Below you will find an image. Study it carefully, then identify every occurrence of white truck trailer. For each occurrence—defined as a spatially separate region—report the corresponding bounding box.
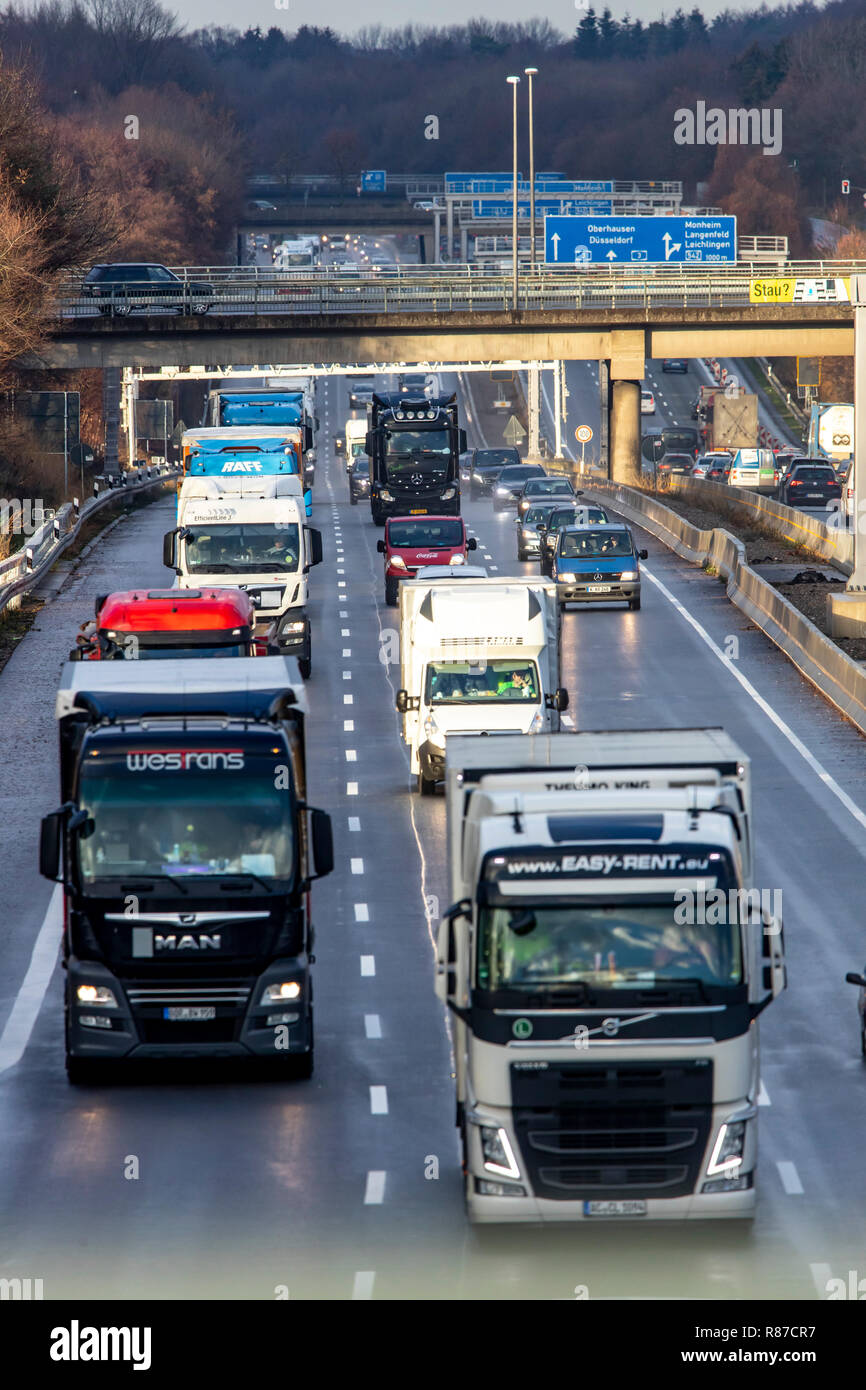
[395,578,568,794]
[437,729,786,1223]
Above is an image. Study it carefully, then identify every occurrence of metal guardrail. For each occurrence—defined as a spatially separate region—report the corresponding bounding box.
[0,464,178,617]
[55,261,866,322]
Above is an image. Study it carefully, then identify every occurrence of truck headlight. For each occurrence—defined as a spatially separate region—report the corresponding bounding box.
[441,487,456,500]
[76,984,118,1007]
[556,571,571,582]
[280,619,306,634]
[380,489,393,502]
[480,1126,521,1179]
[262,981,302,1002]
[619,570,637,581]
[706,1120,746,1176]
[390,555,408,571]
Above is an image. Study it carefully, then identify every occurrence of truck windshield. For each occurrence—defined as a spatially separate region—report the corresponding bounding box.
[385,428,450,469]
[77,752,294,882]
[184,523,300,573]
[388,519,463,548]
[113,638,248,659]
[477,902,743,992]
[426,660,540,703]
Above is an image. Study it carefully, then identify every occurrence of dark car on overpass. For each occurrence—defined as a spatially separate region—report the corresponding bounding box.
[82,263,215,316]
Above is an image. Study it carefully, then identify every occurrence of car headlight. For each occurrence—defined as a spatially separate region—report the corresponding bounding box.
[619,570,637,581]
[76,984,118,1008]
[480,1125,521,1179]
[496,485,509,495]
[262,981,302,1002]
[706,1120,746,1176]
[521,528,536,539]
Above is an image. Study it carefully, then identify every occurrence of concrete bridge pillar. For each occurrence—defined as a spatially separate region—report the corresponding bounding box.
[609,381,641,485]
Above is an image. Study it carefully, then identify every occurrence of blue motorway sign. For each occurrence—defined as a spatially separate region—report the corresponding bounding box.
[361,170,386,193]
[544,215,737,264]
[474,198,613,219]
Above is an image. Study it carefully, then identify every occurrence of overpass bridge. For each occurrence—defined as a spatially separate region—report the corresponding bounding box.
[31,260,864,482]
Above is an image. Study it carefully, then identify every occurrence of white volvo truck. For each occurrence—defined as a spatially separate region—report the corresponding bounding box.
[395,578,569,795]
[164,474,322,678]
[437,730,786,1223]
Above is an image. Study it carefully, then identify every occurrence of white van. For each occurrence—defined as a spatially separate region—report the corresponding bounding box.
[728,448,776,493]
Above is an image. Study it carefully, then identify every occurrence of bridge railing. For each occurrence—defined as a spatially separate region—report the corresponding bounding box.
[54,261,866,320]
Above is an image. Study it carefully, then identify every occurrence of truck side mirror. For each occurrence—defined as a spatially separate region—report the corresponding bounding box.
[639,549,649,559]
[365,432,374,454]
[163,528,180,571]
[575,489,584,497]
[94,593,109,617]
[304,424,314,452]
[545,687,569,712]
[376,539,385,554]
[40,811,63,881]
[846,973,866,988]
[396,689,409,713]
[310,808,334,879]
[459,429,467,453]
[467,537,477,551]
[304,528,323,567]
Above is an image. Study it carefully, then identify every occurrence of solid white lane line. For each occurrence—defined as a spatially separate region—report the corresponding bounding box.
[777,1160,804,1194]
[370,1085,388,1114]
[352,1272,375,1300]
[642,565,866,836]
[364,1013,382,1038]
[364,1171,386,1205]
[355,903,369,922]
[360,955,375,976]
[0,884,61,1075]
[351,858,364,874]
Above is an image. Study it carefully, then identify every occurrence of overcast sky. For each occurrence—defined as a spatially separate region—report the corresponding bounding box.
[174,0,762,35]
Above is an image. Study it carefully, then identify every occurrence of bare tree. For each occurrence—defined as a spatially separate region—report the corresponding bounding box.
[85,0,181,87]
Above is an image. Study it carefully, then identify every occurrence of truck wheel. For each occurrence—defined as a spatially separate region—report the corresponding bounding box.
[385,577,399,607]
[628,596,641,611]
[418,771,435,796]
[299,655,312,679]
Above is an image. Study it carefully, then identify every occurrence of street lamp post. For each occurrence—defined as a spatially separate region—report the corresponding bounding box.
[524,67,538,267]
[507,75,520,311]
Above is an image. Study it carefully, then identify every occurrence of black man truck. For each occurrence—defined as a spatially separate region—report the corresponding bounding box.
[437,729,786,1223]
[40,657,333,1083]
[367,391,465,525]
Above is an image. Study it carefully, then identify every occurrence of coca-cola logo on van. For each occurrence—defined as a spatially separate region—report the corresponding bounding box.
[125,750,245,771]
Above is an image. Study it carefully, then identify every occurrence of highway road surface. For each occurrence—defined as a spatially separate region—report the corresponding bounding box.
[1,374,865,1301]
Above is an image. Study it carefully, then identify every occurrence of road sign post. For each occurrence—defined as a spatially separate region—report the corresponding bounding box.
[575,424,593,475]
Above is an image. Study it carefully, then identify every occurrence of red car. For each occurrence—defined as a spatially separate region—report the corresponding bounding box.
[376,515,477,605]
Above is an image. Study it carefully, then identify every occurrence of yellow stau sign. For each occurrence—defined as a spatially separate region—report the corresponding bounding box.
[750,277,851,304]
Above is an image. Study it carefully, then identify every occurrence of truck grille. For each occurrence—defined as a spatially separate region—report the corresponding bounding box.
[511,1060,712,1201]
[125,980,251,1045]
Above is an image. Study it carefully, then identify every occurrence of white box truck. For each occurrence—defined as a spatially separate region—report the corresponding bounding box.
[164,474,322,678]
[437,729,786,1223]
[395,578,569,794]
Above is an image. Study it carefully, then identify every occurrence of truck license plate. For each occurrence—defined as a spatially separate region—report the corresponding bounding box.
[587,584,612,593]
[410,508,426,514]
[584,1200,647,1217]
[164,1006,216,1021]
